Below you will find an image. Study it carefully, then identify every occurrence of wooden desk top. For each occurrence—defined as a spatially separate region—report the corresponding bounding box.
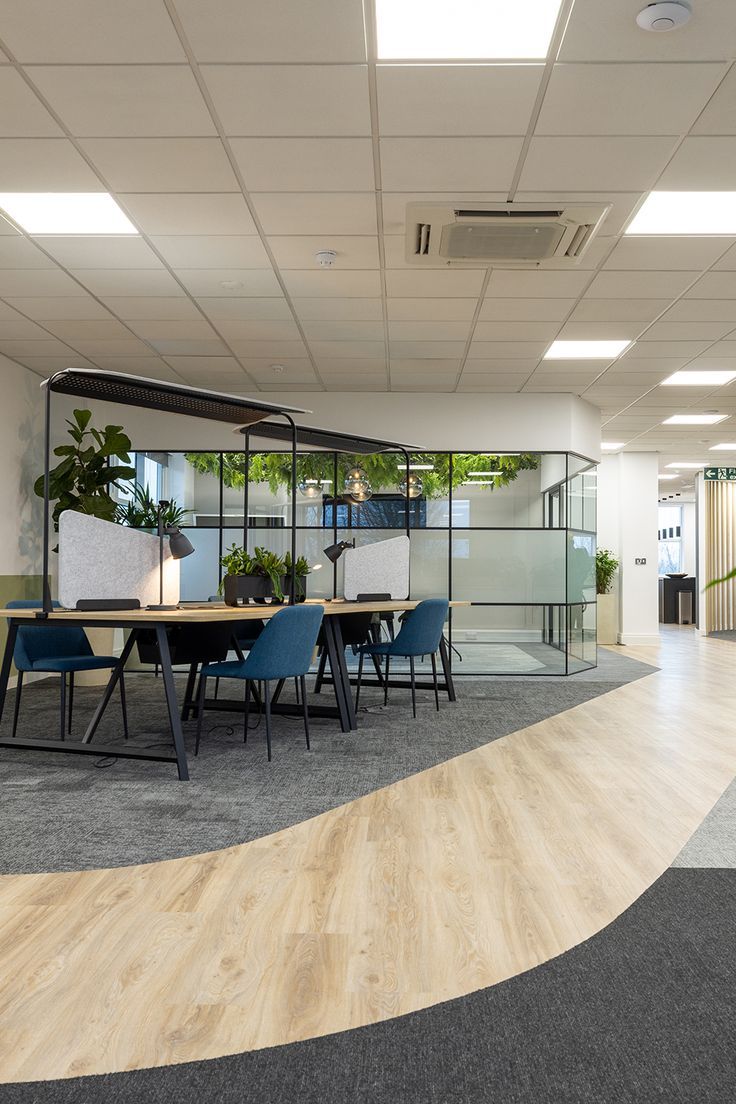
[0,599,469,624]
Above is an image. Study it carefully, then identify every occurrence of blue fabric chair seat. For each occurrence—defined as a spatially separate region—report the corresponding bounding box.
[359,641,391,656]
[200,658,249,680]
[29,655,120,673]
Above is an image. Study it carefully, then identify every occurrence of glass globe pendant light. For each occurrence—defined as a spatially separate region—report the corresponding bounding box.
[298,478,322,499]
[399,472,423,499]
[344,465,372,503]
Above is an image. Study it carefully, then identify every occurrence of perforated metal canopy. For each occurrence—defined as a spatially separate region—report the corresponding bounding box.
[44,369,309,426]
[242,420,422,454]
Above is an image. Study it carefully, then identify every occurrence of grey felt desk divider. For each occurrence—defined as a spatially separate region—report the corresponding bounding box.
[343,535,410,601]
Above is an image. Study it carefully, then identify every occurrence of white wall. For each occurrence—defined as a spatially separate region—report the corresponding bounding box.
[0,355,44,578]
[597,452,660,647]
[681,499,697,577]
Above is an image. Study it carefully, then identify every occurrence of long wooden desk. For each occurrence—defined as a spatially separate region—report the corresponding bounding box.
[0,600,463,781]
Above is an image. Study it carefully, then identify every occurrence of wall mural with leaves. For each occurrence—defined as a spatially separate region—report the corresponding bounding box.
[184,451,540,498]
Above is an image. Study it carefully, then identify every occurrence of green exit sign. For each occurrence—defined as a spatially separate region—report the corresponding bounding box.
[704,466,736,481]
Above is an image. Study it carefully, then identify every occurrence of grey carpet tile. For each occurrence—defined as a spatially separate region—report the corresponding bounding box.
[672,777,736,868]
[6,868,734,1104]
[0,651,655,874]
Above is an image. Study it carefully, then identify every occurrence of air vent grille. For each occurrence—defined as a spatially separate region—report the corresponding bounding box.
[441,222,566,261]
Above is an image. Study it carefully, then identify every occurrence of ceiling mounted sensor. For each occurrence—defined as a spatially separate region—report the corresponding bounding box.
[315,250,337,267]
[636,2,692,31]
[405,202,610,267]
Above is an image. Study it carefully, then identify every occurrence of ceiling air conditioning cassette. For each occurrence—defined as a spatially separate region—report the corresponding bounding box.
[405,202,611,267]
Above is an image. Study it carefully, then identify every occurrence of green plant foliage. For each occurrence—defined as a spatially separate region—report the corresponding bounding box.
[115,483,187,529]
[34,408,136,532]
[184,450,539,498]
[283,552,311,577]
[219,544,287,601]
[595,548,619,595]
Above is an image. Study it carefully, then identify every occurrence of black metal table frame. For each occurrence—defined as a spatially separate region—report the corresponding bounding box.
[0,612,372,781]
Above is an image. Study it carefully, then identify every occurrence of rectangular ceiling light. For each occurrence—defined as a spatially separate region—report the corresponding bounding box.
[0,193,138,235]
[665,462,706,469]
[662,414,729,425]
[626,192,736,235]
[658,474,678,480]
[661,370,736,386]
[601,442,625,450]
[375,0,563,59]
[544,340,631,359]
[709,443,736,450]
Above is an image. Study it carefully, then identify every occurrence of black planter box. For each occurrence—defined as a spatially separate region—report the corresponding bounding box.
[223,574,273,606]
[281,573,308,603]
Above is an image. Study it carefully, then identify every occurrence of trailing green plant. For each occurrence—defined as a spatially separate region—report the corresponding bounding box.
[219,543,287,601]
[34,408,136,533]
[115,483,187,529]
[595,548,619,595]
[184,451,540,499]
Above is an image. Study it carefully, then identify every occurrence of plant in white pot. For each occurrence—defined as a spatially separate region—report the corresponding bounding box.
[596,548,619,645]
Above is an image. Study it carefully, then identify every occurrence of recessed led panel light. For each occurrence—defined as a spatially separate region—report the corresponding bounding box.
[375,0,563,59]
[0,193,138,235]
[626,191,736,235]
[601,442,625,450]
[661,370,736,386]
[665,462,707,469]
[663,414,729,425]
[658,474,679,480]
[709,443,736,451]
[544,340,631,359]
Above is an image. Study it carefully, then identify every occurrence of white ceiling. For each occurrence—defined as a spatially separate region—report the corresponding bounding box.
[0,0,735,481]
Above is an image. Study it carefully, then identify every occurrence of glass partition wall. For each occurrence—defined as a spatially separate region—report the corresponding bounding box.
[124,449,597,675]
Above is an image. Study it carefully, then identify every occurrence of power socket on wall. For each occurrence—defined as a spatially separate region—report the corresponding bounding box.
[635,557,647,565]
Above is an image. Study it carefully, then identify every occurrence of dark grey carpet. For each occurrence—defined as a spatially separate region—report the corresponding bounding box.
[6,868,734,1104]
[0,651,656,874]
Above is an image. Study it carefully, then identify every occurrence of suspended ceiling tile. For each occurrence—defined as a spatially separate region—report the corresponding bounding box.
[570,298,671,322]
[376,64,542,136]
[473,321,560,342]
[657,137,736,189]
[477,298,574,322]
[99,296,202,321]
[463,359,539,374]
[0,237,55,268]
[268,235,380,270]
[387,298,478,321]
[302,320,385,341]
[175,269,283,297]
[467,341,548,360]
[201,65,371,136]
[89,356,181,377]
[486,270,591,298]
[518,136,677,191]
[386,269,485,297]
[555,321,643,341]
[560,0,736,62]
[65,337,154,357]
[0,337,75,357]
[27,66,216,137]
[0,269,85,295]
[686,272,736,299]
[160,354,242,375]
[150,235,271,269]
[71,268,184,297]
[7,296,113,321]
[0,137,101,189]
[236,357,315,375]
[35,235,164,270]
[146,338,231,357]
[126,319,221,342]
[214,320,302,342]
[712,243,736,271]
[197,297,293,321]
[224,339,309,358]
[309,340,386,359]
[604,236,733,272]
[380,137,523,191]
[388,340,467,359]
[390,359,462,374]
[175,0,367,63]
[281,270,382,297]
[7,354,95,373]
[0,0,186,62]
[661,300,736,323]
[586,270,700,299]
[0,317,52,340]
[388,321,471,342]
[0,68,62,136]
[78,138,239,192]
[42,319,132,342]
[692,68,736,135]
[250,193,377,236]
[291,297,383,320]
[537,63,726,135]
[622,340,713,358]
[643,321,734,342]
[118,193,257,236]
[230,138,374,192]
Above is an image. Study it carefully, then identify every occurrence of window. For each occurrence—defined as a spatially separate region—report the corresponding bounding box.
[658,505,683,574]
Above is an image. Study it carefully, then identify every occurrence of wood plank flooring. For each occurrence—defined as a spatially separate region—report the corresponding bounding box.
[0,628,734,1083]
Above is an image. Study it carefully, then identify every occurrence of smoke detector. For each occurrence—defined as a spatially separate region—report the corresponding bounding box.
[315,249,337,267]
[636,2,691,31]
[270,363,285,375]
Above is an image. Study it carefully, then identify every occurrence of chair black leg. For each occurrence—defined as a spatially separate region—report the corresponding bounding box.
[384,655,390,706]
[294,676,300,705]
[314,647,327,694]
[119,669,129,739]
[67,672,75,736]
[194,673,208,756]
[243,679,249,744]
[355,650,365,712]
[59,673,67,741]
[409,656,417,718]
[430,652,440,711]
[263,679,272,762]
[11,670,23,738]
[214,676,220,700]
[300,674,310,750]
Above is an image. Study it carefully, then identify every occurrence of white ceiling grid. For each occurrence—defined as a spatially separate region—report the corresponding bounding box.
[0,0,734,471]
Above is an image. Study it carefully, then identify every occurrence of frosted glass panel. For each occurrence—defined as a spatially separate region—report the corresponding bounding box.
[452,530,566,603]
[179,528,220,601]
[567,531,596,604]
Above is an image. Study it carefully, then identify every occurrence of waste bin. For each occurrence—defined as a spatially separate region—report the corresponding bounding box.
[677,590,693,625]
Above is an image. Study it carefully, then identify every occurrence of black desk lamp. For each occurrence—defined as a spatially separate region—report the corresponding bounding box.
[148,500,195,611]
[323,539,355,564]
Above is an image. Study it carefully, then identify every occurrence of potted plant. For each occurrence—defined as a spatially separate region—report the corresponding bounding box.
[115,484,188,530]
[283,552,312,603]
[220,544,286,606]
[596,548,619,645]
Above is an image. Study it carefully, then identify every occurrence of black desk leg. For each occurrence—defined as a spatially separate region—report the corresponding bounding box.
[324,617,356,731]
[155,624,190,781]
[82,630,139,744]
[439,637,457,702]
[0,621,18,726]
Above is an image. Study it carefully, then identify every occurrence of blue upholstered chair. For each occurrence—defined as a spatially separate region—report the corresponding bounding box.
[195,604,324,761]
[356,598,449,718]
[7,600,128,741]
